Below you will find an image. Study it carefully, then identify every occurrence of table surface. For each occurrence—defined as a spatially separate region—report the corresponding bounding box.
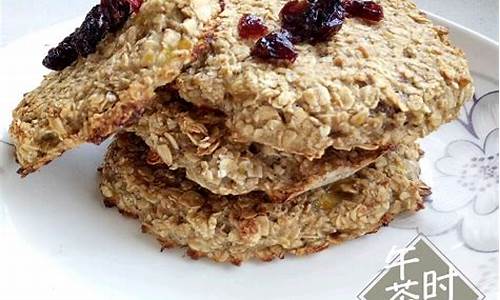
[0,0,498,47]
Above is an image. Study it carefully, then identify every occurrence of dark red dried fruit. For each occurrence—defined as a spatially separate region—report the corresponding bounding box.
[251,30,297,62]
[343,0,384,22]
[101,0,132,32]
[280,0,345,43]
[42,36,79,71]
[75,5,108,56]
[127,0,144,12]
[43,5,107,70]
[43,0,144,71]
[238,14,268,39]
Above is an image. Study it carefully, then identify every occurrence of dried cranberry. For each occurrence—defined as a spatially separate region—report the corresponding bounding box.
[127,0,144,12]
[43,36,79,71]
[75,5,108,56]
[343,0,384,22]
[251,30,297,62]
[238,14,268,39]
[101,0,143,30]
[43,1,144,71]
[101,0,132,32]
[280,0,345,43]
[43,5,107,70]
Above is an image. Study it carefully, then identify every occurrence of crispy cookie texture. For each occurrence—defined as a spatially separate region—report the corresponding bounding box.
[99,133,428,265]
[176,0,474,158]
[129,92,387,201]
[10,0,221,176]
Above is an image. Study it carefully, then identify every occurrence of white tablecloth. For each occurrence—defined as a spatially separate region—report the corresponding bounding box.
[1,0,498,47]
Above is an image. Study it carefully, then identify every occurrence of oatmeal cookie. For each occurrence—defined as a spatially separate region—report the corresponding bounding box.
[10,0,221,175]
[130,92,386,201]
[176,0,473,159]
[99,133,429,265]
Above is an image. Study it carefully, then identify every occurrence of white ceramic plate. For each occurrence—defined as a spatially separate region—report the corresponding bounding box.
[0,13,498,300]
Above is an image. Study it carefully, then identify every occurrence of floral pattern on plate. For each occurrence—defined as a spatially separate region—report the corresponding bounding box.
[391,91,499,253]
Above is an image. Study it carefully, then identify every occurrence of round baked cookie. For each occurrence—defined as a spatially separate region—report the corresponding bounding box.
[99,133,428,265]
[10,0,221,175]
[176,0,473,159]
[130,91,386,201]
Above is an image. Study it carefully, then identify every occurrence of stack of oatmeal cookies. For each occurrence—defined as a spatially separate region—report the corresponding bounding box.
[9,0,473,264]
